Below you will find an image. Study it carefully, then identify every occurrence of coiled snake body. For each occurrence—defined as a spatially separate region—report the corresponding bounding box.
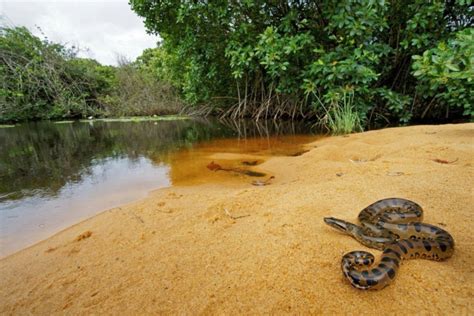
[324,198,454,290]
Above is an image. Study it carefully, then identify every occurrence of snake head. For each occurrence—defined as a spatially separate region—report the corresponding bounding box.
[324,217,351,233]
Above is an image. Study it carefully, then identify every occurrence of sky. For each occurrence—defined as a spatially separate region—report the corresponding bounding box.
[0,0,159,65]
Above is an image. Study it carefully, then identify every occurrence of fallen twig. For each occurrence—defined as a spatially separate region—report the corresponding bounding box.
[224,208,250,220]
[432,158,458,164]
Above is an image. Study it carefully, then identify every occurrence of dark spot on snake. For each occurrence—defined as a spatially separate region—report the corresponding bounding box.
[398,243,408,254]
[414,223,422,232]
[378,263,388,270]
[350,273,362,285]
[372,268,382,276]
[387,268,396,279]
[410,235,417,240]
[439,242,447,252]
[399,213,406,219]
[423,240,432,252]
[430,227,438,234]
[363,258,370,265]
[383,248,401,259]
[381,257,399,267]
[404,239,414,248]
[366,279,378,286]
[362,270,369,278]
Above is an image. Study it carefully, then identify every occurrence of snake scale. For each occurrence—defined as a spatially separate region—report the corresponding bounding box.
[324,198,454,290]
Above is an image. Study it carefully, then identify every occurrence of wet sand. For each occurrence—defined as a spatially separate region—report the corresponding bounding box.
[1,123,473,315]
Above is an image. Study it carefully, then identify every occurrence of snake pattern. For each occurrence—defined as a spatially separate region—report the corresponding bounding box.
[324,198,454,290]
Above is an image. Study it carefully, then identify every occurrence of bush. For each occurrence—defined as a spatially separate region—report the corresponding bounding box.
[0,26,112,122]
[104,62,183,117]
[130,0,473,127]
[0,26,184,122]
[412,28,474,118]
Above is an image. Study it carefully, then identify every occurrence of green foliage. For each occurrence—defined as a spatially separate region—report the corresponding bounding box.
[0,26,184,123]
[0,26,111,122]
[103,61,183,117]
[314,90,363,134]
[135,47,181,87]
[2,1,473,129]
[375,88,413,123]
[131,0,473,129]
[412,28,474,117]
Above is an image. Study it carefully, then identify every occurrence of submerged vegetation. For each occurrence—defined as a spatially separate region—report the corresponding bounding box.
[1,1,473,133]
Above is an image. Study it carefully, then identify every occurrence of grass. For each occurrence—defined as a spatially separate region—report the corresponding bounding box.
[314,91,363,135]
[0,124,16,128]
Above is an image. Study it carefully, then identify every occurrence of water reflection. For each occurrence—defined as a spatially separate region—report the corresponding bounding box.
[0,157,169,256]
[0,118,318,257]
[0,119,232,201]
[218,118,316,138]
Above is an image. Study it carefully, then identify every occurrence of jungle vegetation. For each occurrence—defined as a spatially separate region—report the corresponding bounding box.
[1,1,473,133]
[0,26,183,123]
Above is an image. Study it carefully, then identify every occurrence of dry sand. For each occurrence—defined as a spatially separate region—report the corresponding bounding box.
[0,123,473,315]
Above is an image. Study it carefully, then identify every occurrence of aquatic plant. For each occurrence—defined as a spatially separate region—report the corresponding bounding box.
[313,90,363,134]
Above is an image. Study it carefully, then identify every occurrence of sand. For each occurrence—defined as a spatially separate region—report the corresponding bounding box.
[0,123,473,315]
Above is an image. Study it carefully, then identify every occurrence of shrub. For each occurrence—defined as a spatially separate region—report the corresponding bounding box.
[412,28,474,118]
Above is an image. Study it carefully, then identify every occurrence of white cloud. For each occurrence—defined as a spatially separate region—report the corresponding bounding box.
[0,0,159,65]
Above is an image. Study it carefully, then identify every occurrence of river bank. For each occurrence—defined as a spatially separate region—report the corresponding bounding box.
[1,123,473,314]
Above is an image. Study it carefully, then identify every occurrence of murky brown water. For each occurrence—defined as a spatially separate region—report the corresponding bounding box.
[167,135,319,186]
[0,119,321,257]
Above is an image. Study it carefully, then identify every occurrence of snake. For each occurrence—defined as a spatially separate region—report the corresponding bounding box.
[324,198,455,290]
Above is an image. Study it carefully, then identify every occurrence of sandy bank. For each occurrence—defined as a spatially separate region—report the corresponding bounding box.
[1,123,473,315]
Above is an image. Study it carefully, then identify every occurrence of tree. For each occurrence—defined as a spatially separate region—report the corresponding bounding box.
[130,0,473,129]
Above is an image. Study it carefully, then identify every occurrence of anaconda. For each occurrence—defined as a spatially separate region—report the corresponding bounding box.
[324,198,454,290]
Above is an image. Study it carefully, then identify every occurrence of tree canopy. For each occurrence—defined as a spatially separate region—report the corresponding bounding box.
[130,0,473,127]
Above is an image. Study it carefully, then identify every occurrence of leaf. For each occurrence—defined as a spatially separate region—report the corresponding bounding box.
[413,70,424,77]
[446,63,460,72]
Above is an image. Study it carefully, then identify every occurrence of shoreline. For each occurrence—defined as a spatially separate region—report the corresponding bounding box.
[1,123,473,314]
[0,133,317,258]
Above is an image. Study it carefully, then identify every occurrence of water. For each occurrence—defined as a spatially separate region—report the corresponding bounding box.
[0,118,319,257]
